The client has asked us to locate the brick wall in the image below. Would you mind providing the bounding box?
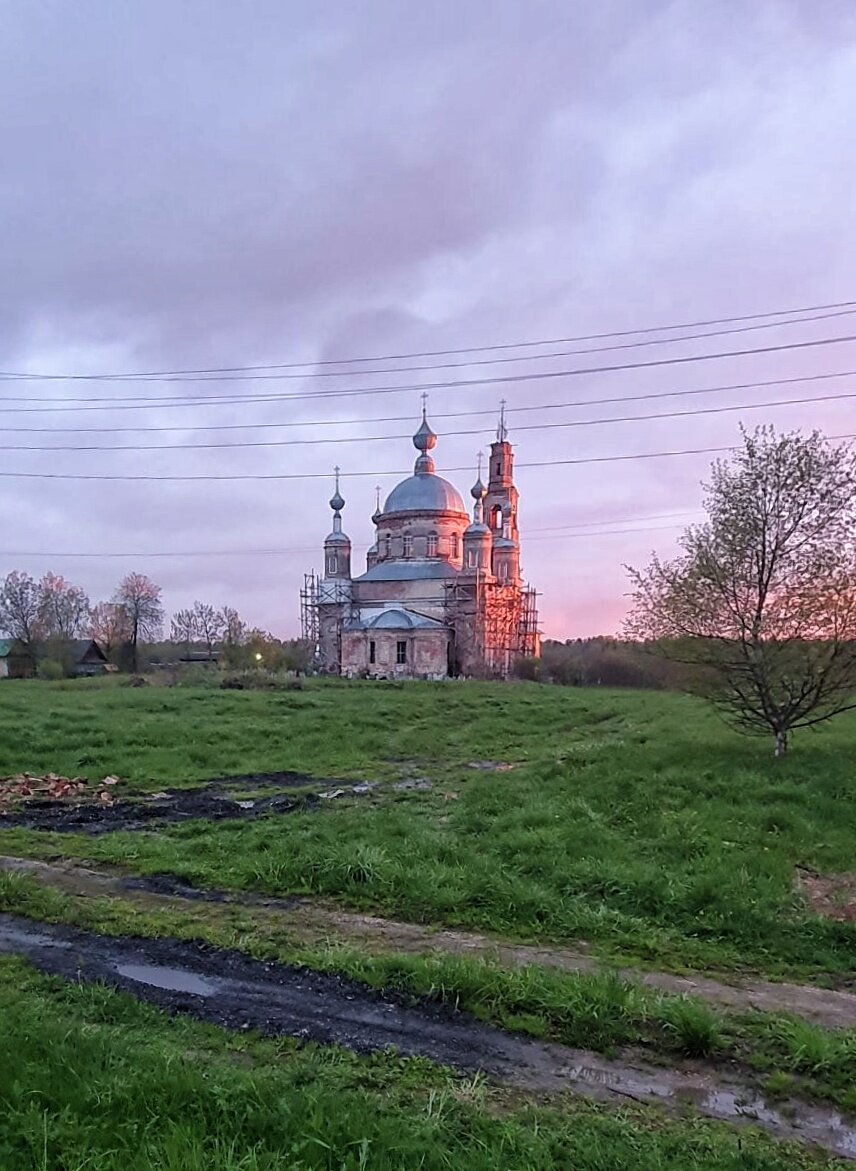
[341,628,450,679]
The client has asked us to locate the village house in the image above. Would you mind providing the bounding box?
[0,639,37,679]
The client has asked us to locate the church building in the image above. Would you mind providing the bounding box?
[303,404,540,679]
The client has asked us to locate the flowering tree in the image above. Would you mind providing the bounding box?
[113,573,164,672]
[626,427,856,756]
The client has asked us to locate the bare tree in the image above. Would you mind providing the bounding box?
[0,570,43,648]
[113,573,164,672]
[626,426,856,756]
[192,601,224,659]
[38,572,91,640]
[90,601,131,657]
[170,607,197,650]
[220,605,246,647]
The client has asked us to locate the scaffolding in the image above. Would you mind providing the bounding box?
[299,571,320,660]
[301,571,360,673]
[444,573,540,679]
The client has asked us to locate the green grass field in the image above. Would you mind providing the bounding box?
[1,677,854,1168]
[2,677,854,978]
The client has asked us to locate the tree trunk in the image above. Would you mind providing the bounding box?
[774,729,788,758]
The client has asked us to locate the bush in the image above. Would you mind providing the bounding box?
[219,671,304,691]
[37,659,65,681]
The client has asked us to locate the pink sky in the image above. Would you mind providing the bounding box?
[2,1,856,639]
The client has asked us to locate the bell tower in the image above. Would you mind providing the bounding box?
[484,402,519,543]
[318,467,352,672]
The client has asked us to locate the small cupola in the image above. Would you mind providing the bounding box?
[462,458,493,574]
[324,466,352,580]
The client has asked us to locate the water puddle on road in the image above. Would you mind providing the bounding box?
[115,962,220,997]
[560,1060,856,1160]
[0,915,71,951]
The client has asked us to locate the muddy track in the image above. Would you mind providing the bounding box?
[0,772,326,834]
[3,855,855,1031]
[0,911,854,1160]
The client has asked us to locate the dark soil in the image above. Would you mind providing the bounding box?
[0,777,321,834]
[0,911,520,1072]
[0,912,854,1159]
[205,771,333,791]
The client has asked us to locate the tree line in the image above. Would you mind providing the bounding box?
[0,570,309,675]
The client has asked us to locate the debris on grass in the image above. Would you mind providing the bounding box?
[0,773,122,810]
[392,779,433,792]
[467,761,517,772]
[319,782,380,800]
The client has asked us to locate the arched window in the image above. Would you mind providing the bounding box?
[383,533,392,557]
[467,548,479,569]
[326,553,338,575]
[451,532,460,560]
[427,532,438,557]
[403,533,413,557]
[491,505,503,531]
[497,560,508,580]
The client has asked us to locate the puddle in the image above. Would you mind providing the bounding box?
[555,1058,856,1160]
[0,914,71,951]
[115,962,220,997]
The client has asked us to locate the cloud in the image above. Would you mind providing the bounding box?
[1,0,855,635]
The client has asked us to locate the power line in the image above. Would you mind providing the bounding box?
[3,307,854,386]
[4,296,856,379]
[3,387,855,452]
[0,434,851,481]
[3,332,856,413]
[0,519,696,561]
[3,367,856,434]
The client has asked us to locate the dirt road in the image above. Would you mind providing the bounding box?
[1,911,854,1160]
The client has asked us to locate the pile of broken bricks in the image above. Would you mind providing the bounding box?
[0,773,121,810]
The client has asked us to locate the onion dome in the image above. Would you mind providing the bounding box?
[381,404,468,517]
[325,467,351,545]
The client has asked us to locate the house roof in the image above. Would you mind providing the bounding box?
[69,639,108,661]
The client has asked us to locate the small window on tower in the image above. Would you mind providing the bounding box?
[326,553,338,575]
[396,640,407,664]
[383,533,392,557]
[427,532,438,557]
[467,549,478,569]
[495,460,502,476]
[369,640,376,665]
[403,533,413,557]
[492,506,503,531]
[451,532,460,559]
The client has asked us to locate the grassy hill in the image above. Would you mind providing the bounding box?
[2,677,853,980]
